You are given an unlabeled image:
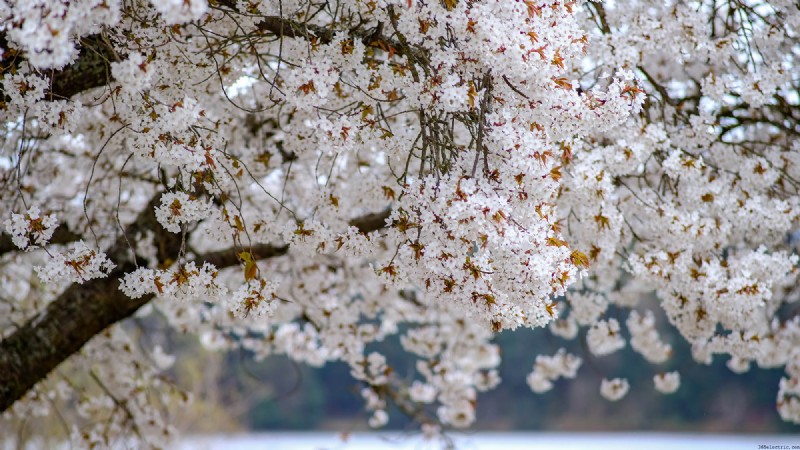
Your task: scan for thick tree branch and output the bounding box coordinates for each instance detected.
[349,208,392,234]
[200,243,288,269]
[0,195,180,412]
[198,208,390,267]
[0,205,390,411]
[0,34,116,101]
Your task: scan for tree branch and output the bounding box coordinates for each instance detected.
[1,7,421,102]
[0,33,116,101]
[197,208,390,266]
[0,194,179,411]
[0,205,390,411]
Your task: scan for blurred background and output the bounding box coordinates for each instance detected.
[146,304,799,435]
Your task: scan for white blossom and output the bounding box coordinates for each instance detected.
[600,378,630,402]
[35,242,115,284]
[778,377,800,424]
[151,345,176,370]
[4,205,58,250]
[119,267,157,299]
[409,381,437,404]
[149,0,208,25]
[587,319,626,356]
[727,357,751,374]
[549,317,579,340]
[627,310,672,364]
[437,400,475,429]
[527,349,582,394]
[111,53,154,93]
[653,372,680,394]
[228,279,277,319]
[368,409,389,428]
[154,192,213,233]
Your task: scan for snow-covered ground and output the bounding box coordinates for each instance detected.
[178,432,800,450]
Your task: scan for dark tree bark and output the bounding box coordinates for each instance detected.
[0,196,180,411]
[1,33,116,101]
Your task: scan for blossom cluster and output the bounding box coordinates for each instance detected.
[4,205,58,251]
[627,310,672,364]
[119,262,225,302]
[34,241,115,285]
[600,378,630,402]
[526,349,582,393]
[154,192,214,234]
[586,318,626,356]
[654,372,681,395]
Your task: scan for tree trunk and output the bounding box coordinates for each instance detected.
[0,196,179,412]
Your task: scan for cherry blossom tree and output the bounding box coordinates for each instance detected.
[1,0,799,446]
